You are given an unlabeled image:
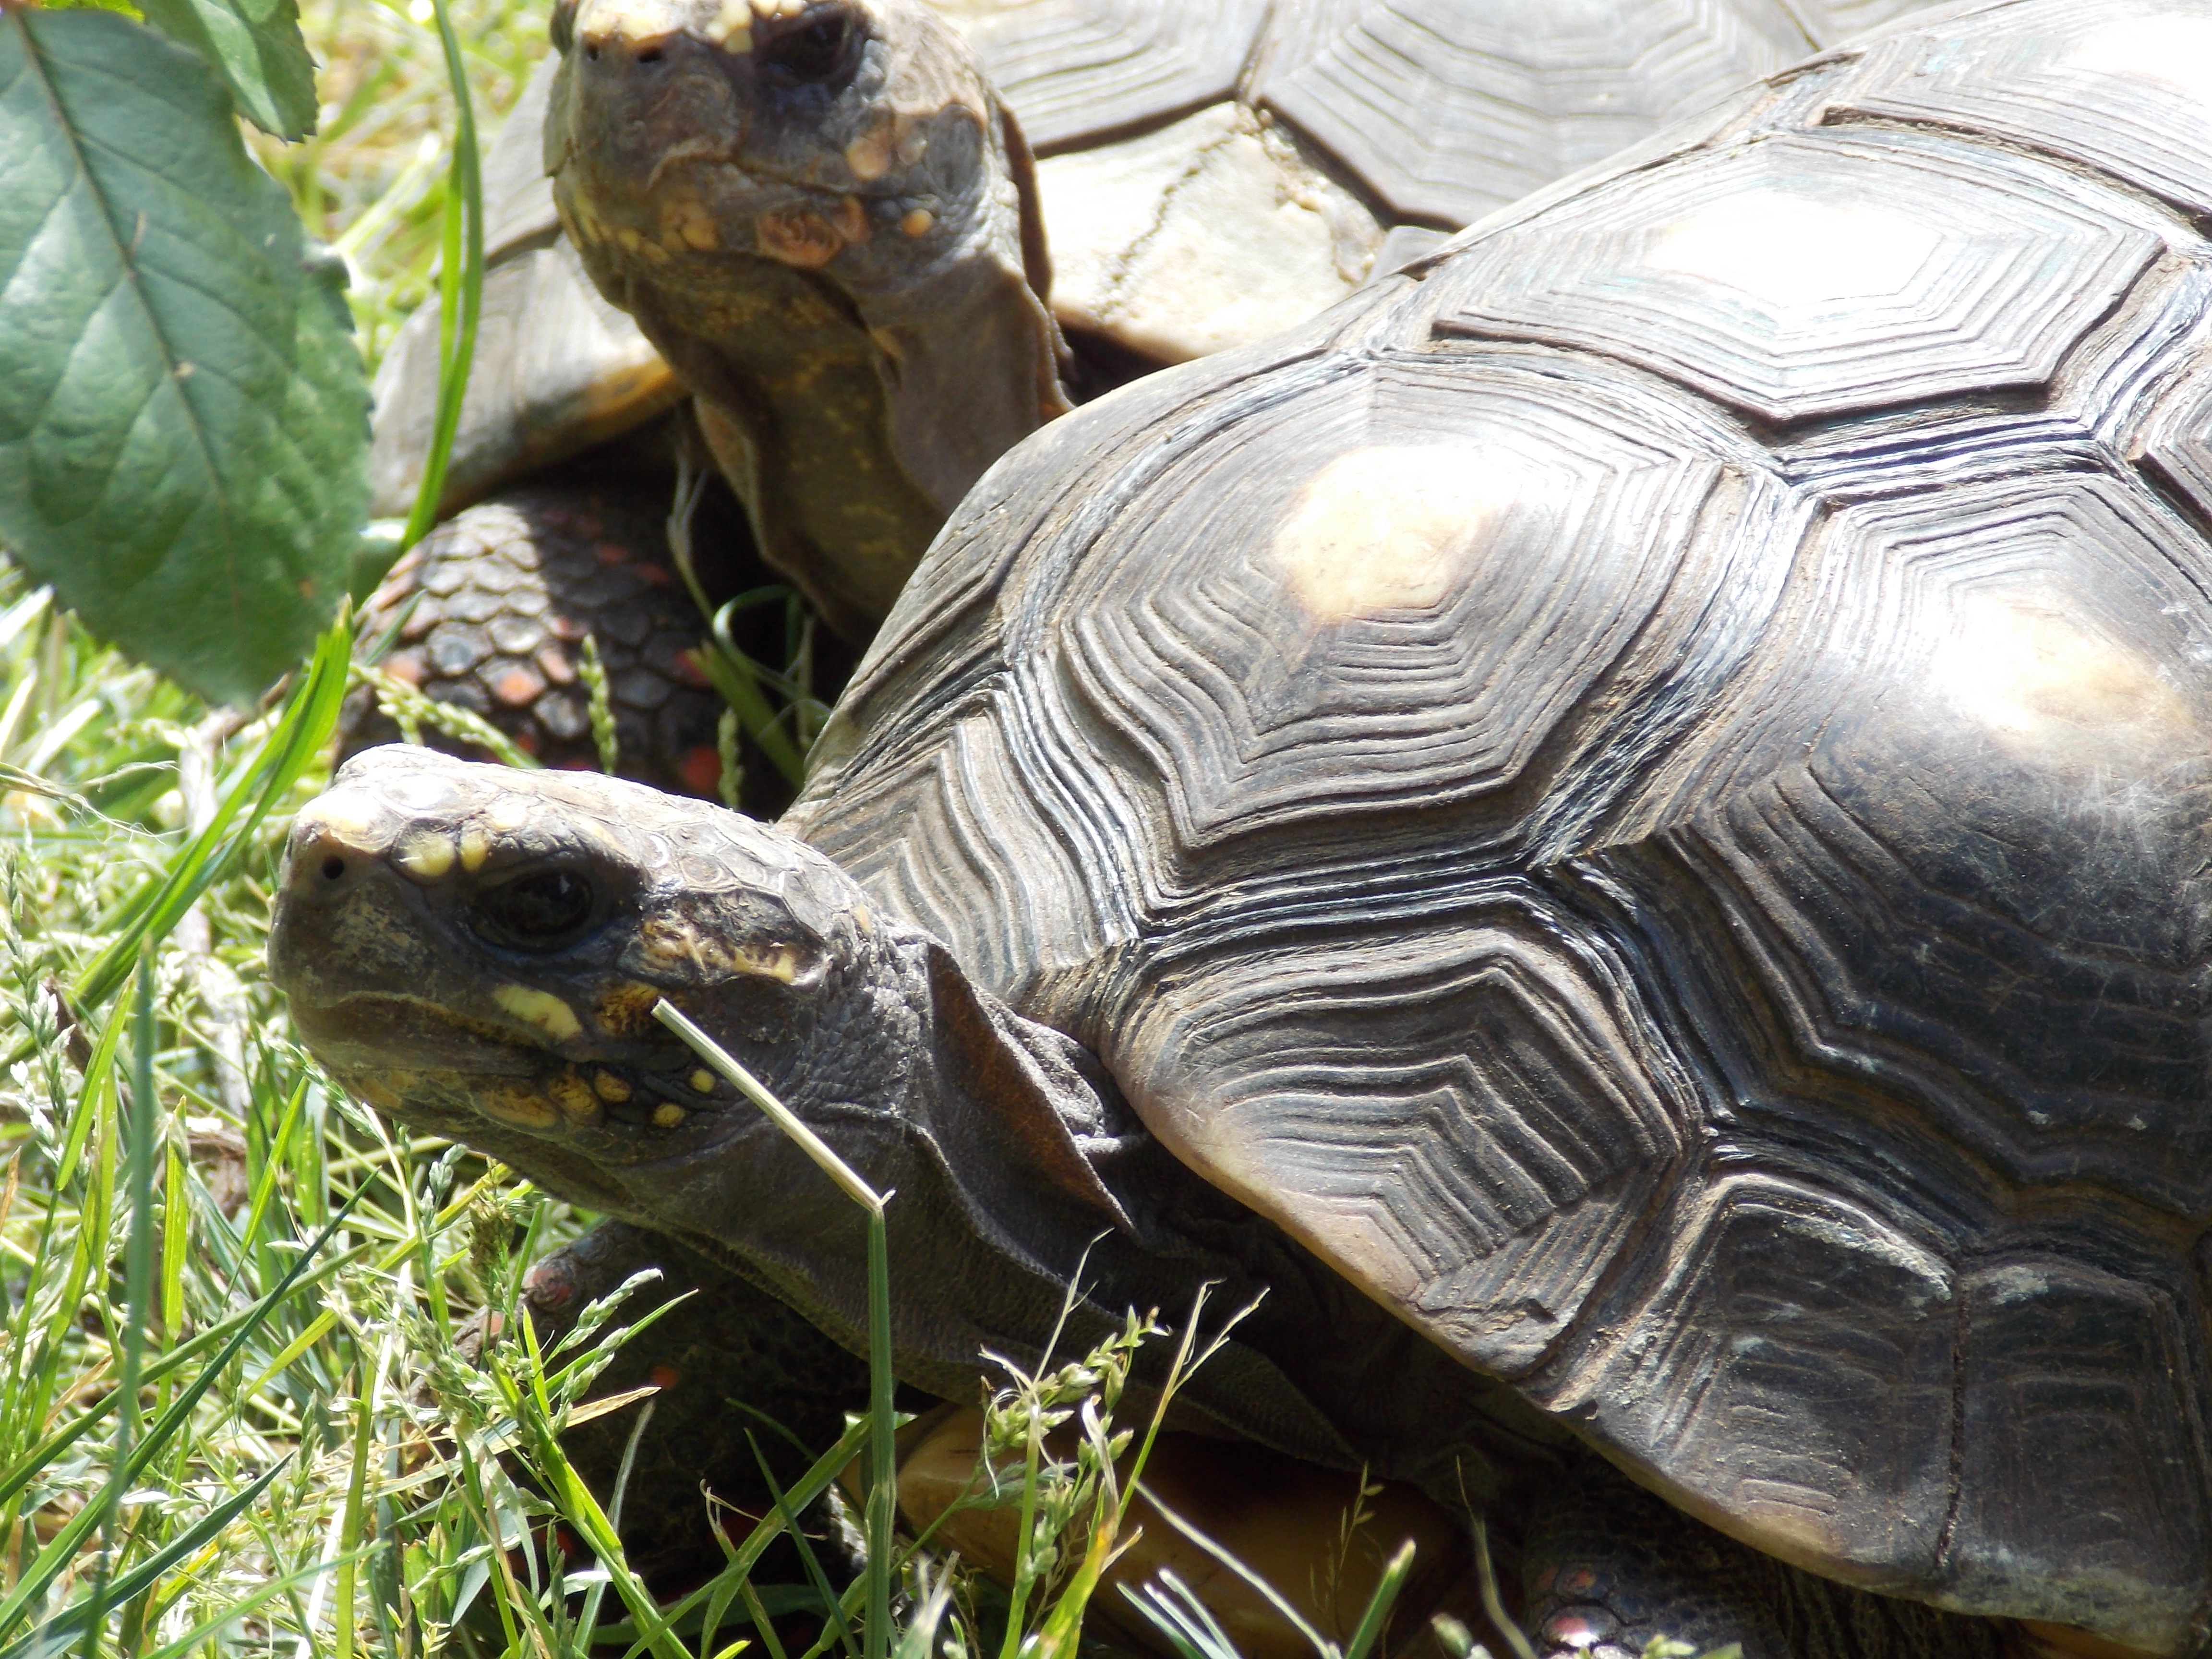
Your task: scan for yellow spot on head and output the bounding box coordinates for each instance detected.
[852,903,872,935]
[480,1084,560,1131]
[459,828,492,873]
[846,128,893,182]
[640,239,672,265]
[597,982,665,1036]
[493,983,583,1042]
[485,796,531,832]
[395,833,456,880]
[757,210,847,269]
[900,207,934,238]
[702,0,750,47]
[734,941,804,983]
[1271,444,1549,621]
[547,1069,601,1123]
[593,1070,633,1103]
[298,789,388,848]
[616,226,644,252]
[653,1102,688,1129]
[689,1068,716,1094]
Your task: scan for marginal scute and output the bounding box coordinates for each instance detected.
[1826,0,2212,216]
[1435,130,2160,424]
[1944,1258,2209,1649]
[931,0,1271,153]
[1254,0,1816,227]
[1555,1176,1958,1588]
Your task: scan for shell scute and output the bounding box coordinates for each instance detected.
[1827,0,2212,217]
[1552,1176,1959,1588]
[1252,0,1819,227]
[1434,131,2161,424]
[1948,1257,2209,1646]
[934,0,1272,154]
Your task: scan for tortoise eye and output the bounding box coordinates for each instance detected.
[759,12,854,83]
[472,869,596,949]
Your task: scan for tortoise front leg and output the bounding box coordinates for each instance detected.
[1521,1456,2008,1659]
[513,1222,878,1591]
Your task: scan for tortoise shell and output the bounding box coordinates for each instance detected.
[367,0,1932,518]
[782,0,2212,1649]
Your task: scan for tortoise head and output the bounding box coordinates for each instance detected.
[267,745,889,1216]
[546,0,1021,305]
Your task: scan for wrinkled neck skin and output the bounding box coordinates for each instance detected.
[545,0,1066,638]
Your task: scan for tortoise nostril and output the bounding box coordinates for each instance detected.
[321,856,346,881]
[583,39,599,59]
[636,44,661,62]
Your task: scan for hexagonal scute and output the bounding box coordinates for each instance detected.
[1253,0,1816,227]
[1825,0,2212,216]
[934,0,1271,154]
[1436,130,2159,424]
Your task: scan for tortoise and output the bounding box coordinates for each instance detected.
[349,0,1934,794]
[272,0,2212,1652]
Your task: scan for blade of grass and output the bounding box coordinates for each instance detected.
[393,0,483,553]
[0,1462,293,1659]
[0,1194,359,1641]
[69,613,353,1016]
[652,999,896,1659]
[1338,1539,1415,1659]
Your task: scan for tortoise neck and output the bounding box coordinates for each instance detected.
[591,231,1066,643]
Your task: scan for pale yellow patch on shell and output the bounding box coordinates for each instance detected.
[1647,195,1941,314]
[689,1068,716,1095]
[459,828,492,873]
[1929,599,2195,757]
[750,0,804,16]
[593,1070,634,1103]
[900,207,934,238]
[852,903,872,935]
[653,1103,688,1129]
[2067,16,2212,108]
[395,833,457,881]
[493,983,584,1041]
[480,1084,561,1131]
[1270,445,1537,621]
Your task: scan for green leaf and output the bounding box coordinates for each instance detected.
[136,0,319,140]
[0,9,369,707]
